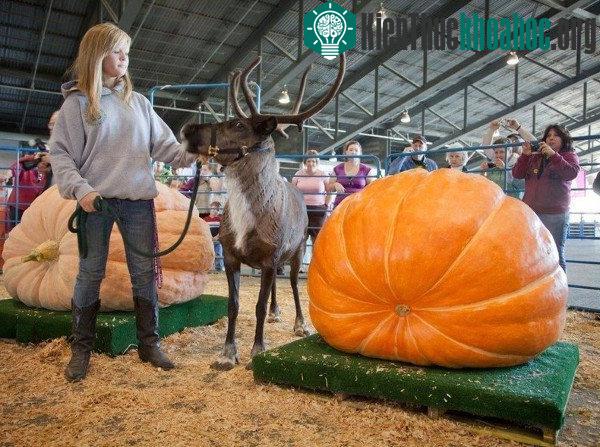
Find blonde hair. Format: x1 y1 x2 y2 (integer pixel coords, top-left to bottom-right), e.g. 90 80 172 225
72 23 133 123
304 149 320 166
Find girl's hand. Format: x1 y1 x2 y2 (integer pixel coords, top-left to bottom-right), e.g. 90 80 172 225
80 191 101 213
522 141 533 156
494 158 505 169
540 142 556 158
479 161 489 171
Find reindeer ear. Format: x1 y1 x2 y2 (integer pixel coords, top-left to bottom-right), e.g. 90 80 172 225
254 116 278 136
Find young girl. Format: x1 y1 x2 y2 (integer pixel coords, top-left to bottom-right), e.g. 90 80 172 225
49 23 198 381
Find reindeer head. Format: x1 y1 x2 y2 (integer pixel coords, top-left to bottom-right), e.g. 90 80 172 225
181 54 346 166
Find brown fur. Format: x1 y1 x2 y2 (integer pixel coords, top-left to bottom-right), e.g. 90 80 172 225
181 54 345 368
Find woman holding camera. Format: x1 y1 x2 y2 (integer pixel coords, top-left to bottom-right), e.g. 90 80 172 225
478 137 522 198
4 153 48 231
480 119 531 198
511 122 580 271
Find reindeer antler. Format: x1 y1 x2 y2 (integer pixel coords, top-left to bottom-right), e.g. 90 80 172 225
239 58 261 117
229 53 347 133
276 65 311 138
229 70 247 119
276 53 346 130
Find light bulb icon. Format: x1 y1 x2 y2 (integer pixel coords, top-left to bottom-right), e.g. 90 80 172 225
303 2 356 60
313 10 347 59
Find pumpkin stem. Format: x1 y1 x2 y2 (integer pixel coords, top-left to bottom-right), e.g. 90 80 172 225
21 240 60 263
395 304 411 316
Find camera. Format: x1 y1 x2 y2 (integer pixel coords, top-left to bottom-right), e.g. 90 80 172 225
22 138 48 170
21 158 42 170
530 141 540 152
487 162 496 168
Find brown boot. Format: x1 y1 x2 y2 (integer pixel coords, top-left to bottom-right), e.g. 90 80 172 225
65 301 100 382
133 297 175 370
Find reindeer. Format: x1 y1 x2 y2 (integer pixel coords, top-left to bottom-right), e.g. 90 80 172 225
181 54 346 369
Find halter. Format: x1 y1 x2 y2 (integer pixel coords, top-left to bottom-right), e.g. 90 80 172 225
207 124 271 162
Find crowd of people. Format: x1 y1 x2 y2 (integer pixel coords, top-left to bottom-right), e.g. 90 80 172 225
289 118 584 274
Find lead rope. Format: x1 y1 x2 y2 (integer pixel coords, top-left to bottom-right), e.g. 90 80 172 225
150 199 163 289
68 160 202 261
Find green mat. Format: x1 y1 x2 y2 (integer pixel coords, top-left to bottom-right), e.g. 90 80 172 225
0 295 228 356
252 335 579 431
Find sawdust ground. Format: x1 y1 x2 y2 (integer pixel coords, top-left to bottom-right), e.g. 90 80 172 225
0 274 598 447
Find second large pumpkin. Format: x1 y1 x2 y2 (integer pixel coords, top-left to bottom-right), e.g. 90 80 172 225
308 169 567 368
2 183 215 311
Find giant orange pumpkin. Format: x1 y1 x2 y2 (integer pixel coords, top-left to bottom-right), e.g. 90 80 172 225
308 169 567 368
2 183 214 311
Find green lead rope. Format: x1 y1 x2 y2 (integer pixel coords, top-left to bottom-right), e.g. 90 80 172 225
68 161 202 259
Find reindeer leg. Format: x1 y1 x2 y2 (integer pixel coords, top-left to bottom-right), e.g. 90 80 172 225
290 246 312 337
213 257 241 370
250 266 275 359
267 277 281 323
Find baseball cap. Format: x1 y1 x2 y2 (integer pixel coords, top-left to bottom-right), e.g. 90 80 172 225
412 134 428 144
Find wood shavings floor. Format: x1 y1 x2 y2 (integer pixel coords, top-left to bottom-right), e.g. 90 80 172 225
0 275 598 447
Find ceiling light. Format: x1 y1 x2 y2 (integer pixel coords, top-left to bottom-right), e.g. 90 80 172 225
399 110 411 123
507 51 519 66
278 86 290 105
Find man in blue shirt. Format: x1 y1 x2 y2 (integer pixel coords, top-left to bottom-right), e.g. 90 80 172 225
388 135 438 175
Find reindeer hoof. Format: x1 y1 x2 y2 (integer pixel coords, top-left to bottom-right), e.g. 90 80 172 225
267 313 281 323
294 326 312 337
211 355 239 371
250 344 266 358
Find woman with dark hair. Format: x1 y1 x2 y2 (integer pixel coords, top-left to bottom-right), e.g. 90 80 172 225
512 123 580 271
328 140 374 207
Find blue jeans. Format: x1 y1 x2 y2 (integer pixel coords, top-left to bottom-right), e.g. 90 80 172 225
73 199 157 308
213 240 224 270
537 212 569 271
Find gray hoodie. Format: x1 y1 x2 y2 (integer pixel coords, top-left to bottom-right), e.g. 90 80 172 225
49 80 197 201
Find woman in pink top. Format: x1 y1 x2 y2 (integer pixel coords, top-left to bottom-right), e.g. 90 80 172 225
292 149 331 240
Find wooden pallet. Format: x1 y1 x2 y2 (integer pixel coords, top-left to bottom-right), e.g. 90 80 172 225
333 392 558 445
426 406 557 446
